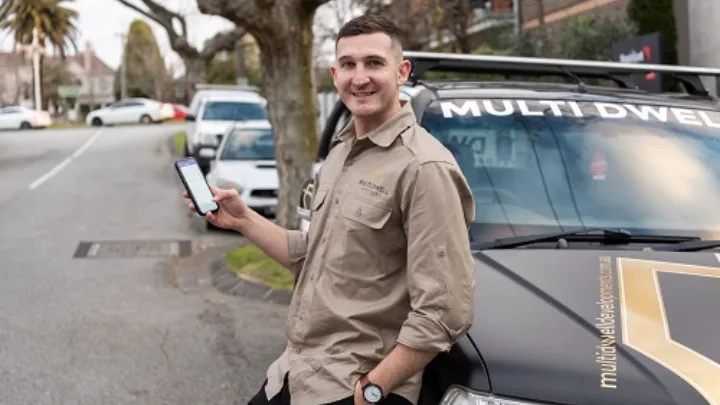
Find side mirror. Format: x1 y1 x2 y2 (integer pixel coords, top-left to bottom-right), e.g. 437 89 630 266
297 178 314 222
198 147 216 159
185 114 195 122
216 134 224 144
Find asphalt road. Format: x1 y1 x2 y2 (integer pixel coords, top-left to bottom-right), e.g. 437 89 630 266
0 124 289 405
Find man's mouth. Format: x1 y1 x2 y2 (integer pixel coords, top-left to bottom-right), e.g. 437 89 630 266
352 91 377 98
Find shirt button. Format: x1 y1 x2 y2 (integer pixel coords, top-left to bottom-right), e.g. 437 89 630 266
295 348 302 354
334 197 339 204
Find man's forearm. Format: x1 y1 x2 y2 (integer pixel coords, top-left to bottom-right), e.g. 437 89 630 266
234 208 291 268
366 343 438 395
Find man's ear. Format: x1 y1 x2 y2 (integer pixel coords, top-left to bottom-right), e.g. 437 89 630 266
329 63 339 89
397 59 412 86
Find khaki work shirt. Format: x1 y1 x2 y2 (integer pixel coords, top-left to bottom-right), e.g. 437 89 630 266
264 101 476 405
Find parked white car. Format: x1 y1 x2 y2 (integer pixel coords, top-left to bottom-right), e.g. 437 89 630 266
187 83 263 119
201 121 322 228
0 106 52 130
186 94 269 166
85 98 174 126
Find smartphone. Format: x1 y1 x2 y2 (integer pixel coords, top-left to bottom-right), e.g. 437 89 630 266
174 157 219 216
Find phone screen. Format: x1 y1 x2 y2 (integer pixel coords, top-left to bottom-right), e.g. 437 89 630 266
176 159 218 214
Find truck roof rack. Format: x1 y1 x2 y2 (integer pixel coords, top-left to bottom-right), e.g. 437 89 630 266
404 51 720 97
194 83 260 92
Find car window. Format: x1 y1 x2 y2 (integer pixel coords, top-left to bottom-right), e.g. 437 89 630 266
201 101 268 121
420 99 720 243
219 128 275 160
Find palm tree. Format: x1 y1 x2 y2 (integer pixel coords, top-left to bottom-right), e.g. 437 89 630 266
0 0 80 109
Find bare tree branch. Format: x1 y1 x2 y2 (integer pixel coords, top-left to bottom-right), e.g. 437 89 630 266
116 0 242 62
196 0 263 30
199 27 246 60
116 0 166 26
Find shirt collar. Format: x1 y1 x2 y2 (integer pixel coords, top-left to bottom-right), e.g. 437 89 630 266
336 100 416 147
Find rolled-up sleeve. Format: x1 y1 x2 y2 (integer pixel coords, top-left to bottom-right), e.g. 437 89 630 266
397 160 476 353
286 230 308 277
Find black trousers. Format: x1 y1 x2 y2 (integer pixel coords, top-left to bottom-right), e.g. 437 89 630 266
249 374 412 405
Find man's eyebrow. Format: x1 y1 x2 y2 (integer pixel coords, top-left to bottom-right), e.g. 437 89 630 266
338 54 388 62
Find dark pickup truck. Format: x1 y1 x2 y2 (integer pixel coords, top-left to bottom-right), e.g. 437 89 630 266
297 51 720 405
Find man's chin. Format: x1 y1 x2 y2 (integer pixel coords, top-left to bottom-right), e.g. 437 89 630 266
348 103 379 117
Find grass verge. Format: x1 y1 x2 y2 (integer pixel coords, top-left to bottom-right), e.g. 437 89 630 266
173 131 186 155
226 244 295 291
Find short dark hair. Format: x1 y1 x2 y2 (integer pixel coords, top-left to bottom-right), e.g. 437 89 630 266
335 14 403 57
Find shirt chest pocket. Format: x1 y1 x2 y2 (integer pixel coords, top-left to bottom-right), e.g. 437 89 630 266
340 197 392 230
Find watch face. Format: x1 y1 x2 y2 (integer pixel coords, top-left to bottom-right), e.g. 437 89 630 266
363 385 383 403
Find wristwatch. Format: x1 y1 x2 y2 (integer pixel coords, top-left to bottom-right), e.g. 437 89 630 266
359 374 384 403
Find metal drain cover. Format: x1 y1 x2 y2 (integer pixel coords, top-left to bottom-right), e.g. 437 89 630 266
74 240 192 258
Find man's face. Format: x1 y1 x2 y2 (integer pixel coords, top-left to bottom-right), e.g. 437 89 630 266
330 32 410 119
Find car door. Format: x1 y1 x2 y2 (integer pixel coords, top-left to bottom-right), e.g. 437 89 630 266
0 108 9 129
104 101 126 124
1 107 24 129
125 100 148 122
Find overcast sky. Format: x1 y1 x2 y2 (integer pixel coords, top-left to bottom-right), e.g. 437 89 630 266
0 0 350 75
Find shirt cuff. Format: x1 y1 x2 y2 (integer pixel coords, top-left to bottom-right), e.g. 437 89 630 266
397 311 466 353
286 229 307 276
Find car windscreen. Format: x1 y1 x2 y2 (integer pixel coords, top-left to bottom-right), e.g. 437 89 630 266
219 129 275 160
420 98 720 243
201 101 268 121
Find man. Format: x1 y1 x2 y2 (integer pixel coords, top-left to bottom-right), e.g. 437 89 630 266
184 14 476 405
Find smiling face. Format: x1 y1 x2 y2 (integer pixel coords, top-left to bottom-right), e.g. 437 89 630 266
330 32 411 130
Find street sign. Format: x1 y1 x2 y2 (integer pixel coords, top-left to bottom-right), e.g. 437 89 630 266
58 86 82 98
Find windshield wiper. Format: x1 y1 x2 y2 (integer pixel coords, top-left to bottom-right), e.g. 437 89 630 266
653 239 720 252
474 228 700 250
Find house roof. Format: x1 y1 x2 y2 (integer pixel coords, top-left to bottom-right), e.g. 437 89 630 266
0 48 115 76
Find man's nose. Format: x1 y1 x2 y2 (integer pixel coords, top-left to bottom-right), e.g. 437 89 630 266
351 67 371 86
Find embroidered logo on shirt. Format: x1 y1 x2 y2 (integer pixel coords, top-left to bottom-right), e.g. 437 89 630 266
358 166 389 196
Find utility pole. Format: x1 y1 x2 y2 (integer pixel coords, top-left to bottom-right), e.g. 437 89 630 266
116 33 128 99
17 27 45 110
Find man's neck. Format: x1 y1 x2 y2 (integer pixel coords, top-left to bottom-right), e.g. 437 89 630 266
354 101 402 138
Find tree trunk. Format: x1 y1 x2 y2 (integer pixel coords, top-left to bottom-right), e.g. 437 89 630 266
254 18 318 230
235 39 247 86
182 57 208 104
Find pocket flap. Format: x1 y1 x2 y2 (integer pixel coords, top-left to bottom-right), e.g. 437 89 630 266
341 198 392 229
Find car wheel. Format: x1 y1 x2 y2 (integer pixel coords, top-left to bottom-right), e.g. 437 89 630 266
91 117 103 127
140 114 152 124
19 121 31 130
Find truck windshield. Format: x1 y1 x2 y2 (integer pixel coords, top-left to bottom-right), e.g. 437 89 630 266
420 99 720 243
219 128 275 160
201 101 268 121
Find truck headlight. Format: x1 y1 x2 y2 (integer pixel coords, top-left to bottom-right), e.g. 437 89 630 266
440 386 547 405
202 133 222 145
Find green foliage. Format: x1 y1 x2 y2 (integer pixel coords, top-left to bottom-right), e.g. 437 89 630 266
205 56 236 85
118 19 167 99
560 15 637 60
627 0 677 64
498 15 637 62
0 0 80 58
226 244 294 291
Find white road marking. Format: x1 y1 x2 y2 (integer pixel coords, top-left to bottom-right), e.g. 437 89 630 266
28 129 103 190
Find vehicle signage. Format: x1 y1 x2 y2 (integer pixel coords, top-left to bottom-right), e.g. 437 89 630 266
440 99 720 129
612 258 720 404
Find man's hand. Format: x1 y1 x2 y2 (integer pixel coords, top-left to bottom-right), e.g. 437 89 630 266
184 185 248 231
354 379 370 405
